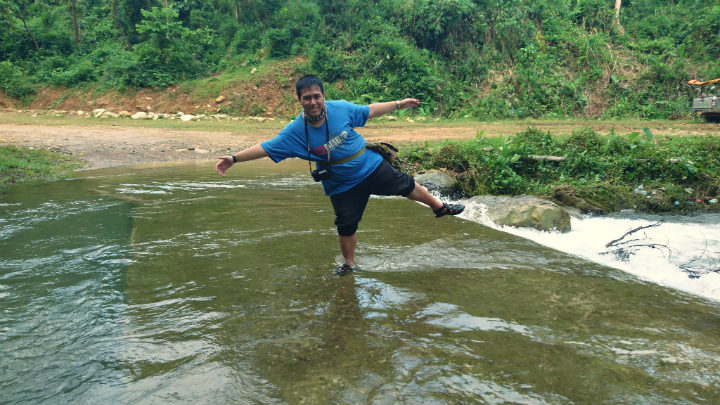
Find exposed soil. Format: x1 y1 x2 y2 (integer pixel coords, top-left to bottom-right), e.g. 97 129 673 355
1 117 719 170
0 59 303 119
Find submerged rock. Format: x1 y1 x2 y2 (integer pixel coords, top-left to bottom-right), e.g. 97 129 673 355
468 195 571 233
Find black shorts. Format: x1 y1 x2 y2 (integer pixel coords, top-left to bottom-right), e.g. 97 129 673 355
330 159 416 236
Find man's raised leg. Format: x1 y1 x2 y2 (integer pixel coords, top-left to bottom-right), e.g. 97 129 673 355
405 181 465 217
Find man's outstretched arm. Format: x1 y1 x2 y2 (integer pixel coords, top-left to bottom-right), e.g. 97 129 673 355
368 98 420 119
215 143 269 176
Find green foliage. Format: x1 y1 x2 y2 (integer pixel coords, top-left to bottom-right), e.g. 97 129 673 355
400 128 720 213
1 0 718 120
229 23 264 55
309 44 349 83
264 28 294 58
0 61 37 99
337 21 450 112
129 6 201 87
408 0 477 56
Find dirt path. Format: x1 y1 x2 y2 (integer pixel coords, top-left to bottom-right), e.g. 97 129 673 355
1 118 719 170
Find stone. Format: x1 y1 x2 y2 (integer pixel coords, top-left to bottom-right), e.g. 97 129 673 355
131 112 148 120
118 111 132 117
415 170 458 196
101 111 119 118
180 114 195 122
215 95 226 103
92 108 106 117
468 195 571 233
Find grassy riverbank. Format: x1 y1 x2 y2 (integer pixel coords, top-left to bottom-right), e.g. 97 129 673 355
400 127 720 214
2 114 719 215
0 145 85 185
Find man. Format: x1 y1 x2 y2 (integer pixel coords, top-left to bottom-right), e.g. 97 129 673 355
215 75 464 275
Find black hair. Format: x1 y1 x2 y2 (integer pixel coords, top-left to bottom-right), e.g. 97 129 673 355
295 75 324 99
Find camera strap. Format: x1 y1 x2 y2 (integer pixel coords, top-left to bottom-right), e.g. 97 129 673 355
304 111 330 176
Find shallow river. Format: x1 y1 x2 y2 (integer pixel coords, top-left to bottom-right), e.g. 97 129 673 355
1 159 719 405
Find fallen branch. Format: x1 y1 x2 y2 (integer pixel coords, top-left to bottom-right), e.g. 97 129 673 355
605 222 662 248
679 241 720 279
602 221 720 279
529 155 565 162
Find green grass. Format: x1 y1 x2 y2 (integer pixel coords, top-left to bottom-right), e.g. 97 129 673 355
0 145 86 184
175 58 304 99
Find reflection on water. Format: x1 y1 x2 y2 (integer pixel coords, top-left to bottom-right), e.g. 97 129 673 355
1 159 719 404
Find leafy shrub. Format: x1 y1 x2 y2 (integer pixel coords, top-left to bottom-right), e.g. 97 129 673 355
50 60 96 86
511 127 558 155
309 44 349 82
230 23 264 55
0 61 37 99
345 28 448 112
128 7 204 87
264 28 294 58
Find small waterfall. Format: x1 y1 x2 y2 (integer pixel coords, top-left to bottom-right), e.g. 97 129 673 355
457 198 720 302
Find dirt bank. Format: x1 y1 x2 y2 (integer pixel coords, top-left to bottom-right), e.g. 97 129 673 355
1 116 719 170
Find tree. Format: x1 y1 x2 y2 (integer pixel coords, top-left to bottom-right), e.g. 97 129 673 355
67 0 80 43
614 0 624 34
18 0 40 50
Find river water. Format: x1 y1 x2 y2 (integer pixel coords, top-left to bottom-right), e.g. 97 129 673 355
1 159 719 405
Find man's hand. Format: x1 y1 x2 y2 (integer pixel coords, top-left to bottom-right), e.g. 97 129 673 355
215 156 234 176
214 145 269 176
369 98 421 119
398 98 420 109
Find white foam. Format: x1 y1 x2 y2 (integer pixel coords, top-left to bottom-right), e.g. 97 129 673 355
456 198 720 303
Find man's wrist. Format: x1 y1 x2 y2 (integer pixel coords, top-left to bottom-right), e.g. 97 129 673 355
230 153 237 163
395 100 401 110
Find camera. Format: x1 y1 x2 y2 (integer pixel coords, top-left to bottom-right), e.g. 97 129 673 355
311 168 332 182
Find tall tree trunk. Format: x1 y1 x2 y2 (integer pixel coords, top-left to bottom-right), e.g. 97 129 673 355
20 0 40 51
614 0 625 34
68 0 81 43
234 0 240 23
110 0 129 44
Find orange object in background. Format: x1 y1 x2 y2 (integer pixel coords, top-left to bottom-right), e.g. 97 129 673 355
688 78 720 86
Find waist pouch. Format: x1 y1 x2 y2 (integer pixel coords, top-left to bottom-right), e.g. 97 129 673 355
366 142 404 170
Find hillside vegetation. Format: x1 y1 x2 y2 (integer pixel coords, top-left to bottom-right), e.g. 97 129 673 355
1 0 719 119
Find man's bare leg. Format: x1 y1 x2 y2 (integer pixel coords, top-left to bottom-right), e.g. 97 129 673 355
339 234 357 267
406 181 444 210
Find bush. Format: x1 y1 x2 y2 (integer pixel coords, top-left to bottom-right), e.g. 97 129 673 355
0 61 37 99
344 27 448 111
399 128 720 213
264 28 294 58
309 44 349 83
230 23 264 55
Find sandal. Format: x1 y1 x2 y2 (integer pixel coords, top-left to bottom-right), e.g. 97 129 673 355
433 202 465 218
336 263 356 276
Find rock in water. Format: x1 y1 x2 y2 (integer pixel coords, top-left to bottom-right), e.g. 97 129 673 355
415 170 458 196
468 195 571 233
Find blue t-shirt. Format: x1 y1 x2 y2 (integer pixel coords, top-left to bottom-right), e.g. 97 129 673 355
261 100 383 195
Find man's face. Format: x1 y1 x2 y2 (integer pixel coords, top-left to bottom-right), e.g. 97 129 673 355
298 85 325 117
